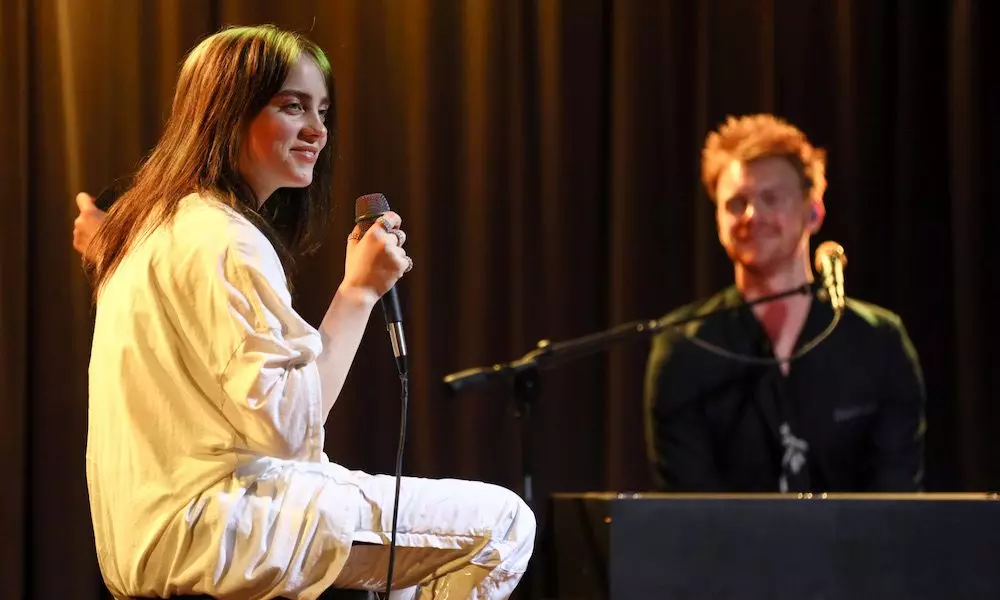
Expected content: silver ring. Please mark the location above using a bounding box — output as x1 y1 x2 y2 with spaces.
377 216 395 232
405 256 413 273
391 229 406 247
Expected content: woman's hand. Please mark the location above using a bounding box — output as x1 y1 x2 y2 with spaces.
72 192 108 258
339 211 411 305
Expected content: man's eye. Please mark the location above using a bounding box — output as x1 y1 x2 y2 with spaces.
726 198 747 215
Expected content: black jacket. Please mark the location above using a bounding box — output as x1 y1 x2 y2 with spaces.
644 285 925 493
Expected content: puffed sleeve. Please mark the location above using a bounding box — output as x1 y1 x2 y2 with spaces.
162 213 325 461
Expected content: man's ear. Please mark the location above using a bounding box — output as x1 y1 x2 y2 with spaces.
807 199 826 234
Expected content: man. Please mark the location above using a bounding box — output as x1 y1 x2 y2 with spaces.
644 114 925 493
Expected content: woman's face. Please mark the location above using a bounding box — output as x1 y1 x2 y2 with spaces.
239 56 329 205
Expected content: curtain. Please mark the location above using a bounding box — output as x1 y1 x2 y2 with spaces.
1 0 993 597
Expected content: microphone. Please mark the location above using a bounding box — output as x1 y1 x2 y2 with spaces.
814 241 848 312
355 193 408 376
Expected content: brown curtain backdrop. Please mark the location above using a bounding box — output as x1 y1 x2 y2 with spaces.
1 0 995 598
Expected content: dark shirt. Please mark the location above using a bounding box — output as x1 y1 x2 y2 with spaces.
644 284 925 493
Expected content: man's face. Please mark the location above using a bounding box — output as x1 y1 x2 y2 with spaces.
715 156 822 275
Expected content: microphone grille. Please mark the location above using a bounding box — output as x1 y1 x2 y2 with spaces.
355 193 391 221
814 240 847 271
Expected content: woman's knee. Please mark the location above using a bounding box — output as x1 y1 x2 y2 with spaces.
490 484 536 545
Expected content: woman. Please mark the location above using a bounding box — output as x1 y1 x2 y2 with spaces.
84 25 534 600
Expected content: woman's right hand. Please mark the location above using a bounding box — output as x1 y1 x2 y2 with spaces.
339 211 411 306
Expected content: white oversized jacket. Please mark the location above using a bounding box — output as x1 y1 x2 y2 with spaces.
86 193 535 600
86 194 361 599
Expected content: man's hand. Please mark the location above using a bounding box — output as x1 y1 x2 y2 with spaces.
73 192 108 258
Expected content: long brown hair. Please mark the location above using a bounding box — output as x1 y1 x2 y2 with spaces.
86 25 337 297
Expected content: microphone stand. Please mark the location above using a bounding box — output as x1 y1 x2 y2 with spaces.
443 283 812 502
443 283 811 600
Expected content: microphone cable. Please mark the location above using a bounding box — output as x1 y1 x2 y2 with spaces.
380 369 409 599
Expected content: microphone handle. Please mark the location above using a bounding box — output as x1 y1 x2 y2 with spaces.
381 285 403 324
354 210 408 375
381 287 407 374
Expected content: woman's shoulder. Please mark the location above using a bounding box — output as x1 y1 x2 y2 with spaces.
151 192 285 283
173 193 268 244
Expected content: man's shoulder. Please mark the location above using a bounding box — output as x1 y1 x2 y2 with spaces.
657 286 739 333
660 286 739 322
650 286 740 350
843 297 906 333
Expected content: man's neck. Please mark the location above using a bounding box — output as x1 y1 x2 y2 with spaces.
735 252 815 373
734 253 814 301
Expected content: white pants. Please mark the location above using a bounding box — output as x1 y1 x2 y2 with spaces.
330 473 536 599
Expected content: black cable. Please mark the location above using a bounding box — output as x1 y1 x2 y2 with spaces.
382 372 408 598
683 307 843 365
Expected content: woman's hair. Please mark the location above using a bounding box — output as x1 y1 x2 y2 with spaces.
86 24 336 296
701 113 826 203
